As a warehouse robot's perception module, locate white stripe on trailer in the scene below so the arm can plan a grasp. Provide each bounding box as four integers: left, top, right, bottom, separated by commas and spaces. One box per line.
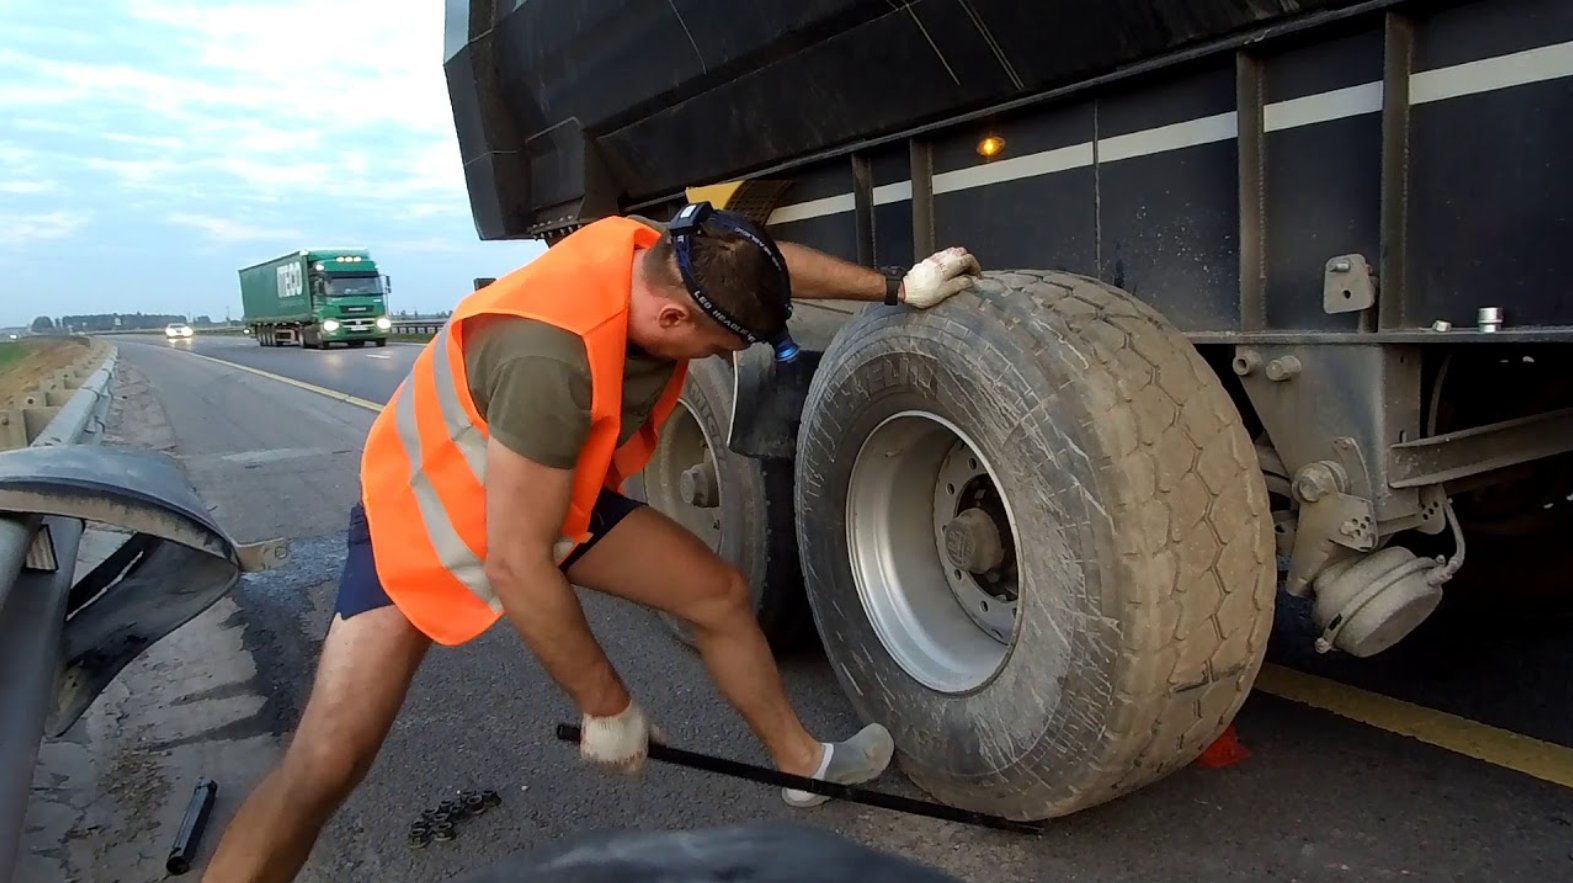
1264, 81, 1383, 132
873, 180, 912, 204
766, 39, 1573, 225
932, 142, 1094, 195
1412, 39, 1573, 105
1098, 111, 1239, 163
768, 193, 854, 225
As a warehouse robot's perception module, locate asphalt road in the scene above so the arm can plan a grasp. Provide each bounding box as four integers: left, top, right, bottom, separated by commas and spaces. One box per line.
159, 332, 423, 406
22, 334, 1573, 882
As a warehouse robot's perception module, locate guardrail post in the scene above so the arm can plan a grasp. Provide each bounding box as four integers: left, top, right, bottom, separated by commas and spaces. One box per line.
0, 514, 80, 880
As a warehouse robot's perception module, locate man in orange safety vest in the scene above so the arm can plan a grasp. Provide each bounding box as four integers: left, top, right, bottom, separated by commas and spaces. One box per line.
201, 202, 981, 883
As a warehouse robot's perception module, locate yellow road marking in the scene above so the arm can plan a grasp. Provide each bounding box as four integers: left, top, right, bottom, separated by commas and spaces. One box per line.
182, 350, 385, 413
178, 347, 1573, 792
1255, 663, 1573, 790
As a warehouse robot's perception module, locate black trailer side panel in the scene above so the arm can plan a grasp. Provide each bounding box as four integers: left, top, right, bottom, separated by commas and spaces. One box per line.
447, 0, 1370, 239
752, 1, 1573, 334
1262, 25, 1386, 333
870, 144, 915, 271
1407, 0, 1573, 329
766, 159, 859, 263
1096, 62, 1241, 331
929, 102, 1099, 278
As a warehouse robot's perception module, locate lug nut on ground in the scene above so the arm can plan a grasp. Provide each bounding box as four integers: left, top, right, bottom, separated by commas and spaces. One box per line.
409, 787, 503, 848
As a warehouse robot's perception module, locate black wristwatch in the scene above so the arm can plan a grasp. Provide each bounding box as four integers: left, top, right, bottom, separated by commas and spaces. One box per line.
881, 267, 904, 306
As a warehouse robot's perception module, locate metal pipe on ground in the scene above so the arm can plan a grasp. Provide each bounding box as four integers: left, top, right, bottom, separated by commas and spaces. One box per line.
0, 514, 82, 882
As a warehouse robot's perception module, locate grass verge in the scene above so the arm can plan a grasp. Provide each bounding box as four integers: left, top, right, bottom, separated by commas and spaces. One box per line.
0, 336, 99, 403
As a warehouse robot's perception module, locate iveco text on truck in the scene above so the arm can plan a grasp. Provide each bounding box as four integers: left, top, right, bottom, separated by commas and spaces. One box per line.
240, 248, 392, 348
443, 0, 1573, 821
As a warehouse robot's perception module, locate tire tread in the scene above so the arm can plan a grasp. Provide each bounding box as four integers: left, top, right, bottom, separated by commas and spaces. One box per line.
796, 269, 1274, 818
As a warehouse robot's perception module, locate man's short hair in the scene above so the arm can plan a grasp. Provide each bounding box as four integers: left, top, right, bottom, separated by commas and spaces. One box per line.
647, 219, 789, 338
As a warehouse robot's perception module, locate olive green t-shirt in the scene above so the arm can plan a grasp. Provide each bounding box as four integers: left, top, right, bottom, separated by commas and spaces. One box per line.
462, 316, 678, 469
460, 215, 677, 469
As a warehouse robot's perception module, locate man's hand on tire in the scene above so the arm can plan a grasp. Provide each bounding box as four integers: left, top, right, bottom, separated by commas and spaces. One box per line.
902, 246, 983, 309
579, 700, 664, 775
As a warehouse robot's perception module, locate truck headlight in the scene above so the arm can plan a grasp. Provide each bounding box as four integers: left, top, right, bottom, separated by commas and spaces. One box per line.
376, 316, 392, 331
322, 319, 341, 332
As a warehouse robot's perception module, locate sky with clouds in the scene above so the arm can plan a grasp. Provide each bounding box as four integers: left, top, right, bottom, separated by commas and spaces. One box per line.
0, 0, 548, 328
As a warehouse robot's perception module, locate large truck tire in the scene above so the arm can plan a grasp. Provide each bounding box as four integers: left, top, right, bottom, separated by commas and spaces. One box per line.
793, 270, 1277, 820
628, 356, 813, 652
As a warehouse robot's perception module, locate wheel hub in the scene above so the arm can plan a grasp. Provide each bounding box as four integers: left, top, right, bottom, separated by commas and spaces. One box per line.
943, 508, 1004, 573
645, 402, 722, 548
680, 462, 719, 508
932, 442, 1018, 642
846, 411, 1022, 693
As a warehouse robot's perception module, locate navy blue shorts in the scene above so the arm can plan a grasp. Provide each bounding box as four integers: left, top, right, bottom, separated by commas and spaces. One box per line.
334, 489, 645, 621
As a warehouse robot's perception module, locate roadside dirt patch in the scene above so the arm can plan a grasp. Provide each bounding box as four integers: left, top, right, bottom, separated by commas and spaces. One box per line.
0, 336, 100, 403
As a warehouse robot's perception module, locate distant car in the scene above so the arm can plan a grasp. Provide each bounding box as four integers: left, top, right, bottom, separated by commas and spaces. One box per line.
164, 323, 194, 339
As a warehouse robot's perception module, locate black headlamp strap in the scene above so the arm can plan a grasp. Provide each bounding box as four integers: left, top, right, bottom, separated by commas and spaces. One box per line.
676, 257, 758, 343
669, 202, 799, 361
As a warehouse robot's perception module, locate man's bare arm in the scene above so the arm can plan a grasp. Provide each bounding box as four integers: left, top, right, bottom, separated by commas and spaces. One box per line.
776, 242, 890, 301
483, 436, 630, 717
776, 241, 982, 307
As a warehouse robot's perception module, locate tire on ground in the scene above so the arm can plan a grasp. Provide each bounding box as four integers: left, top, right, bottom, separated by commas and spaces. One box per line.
628, 355, 812, 651
793, 270, 1277, 820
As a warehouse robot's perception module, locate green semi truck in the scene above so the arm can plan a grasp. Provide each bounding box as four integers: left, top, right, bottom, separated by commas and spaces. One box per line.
239, 248, 392, 349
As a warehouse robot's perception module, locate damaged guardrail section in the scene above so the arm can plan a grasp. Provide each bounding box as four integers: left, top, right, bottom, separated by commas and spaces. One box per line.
0, 340, 287, 881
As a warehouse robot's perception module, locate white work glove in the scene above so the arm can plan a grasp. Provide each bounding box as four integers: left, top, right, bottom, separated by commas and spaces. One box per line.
579, 701, 662, 775
901, 246, 983, 309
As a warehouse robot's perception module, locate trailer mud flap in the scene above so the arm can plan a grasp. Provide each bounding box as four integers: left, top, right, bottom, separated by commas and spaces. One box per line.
726, 346, 822, 461
0, 444, 286, 737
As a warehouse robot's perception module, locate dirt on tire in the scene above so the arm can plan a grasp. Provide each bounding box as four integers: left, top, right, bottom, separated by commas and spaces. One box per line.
793, 269, 1277, 820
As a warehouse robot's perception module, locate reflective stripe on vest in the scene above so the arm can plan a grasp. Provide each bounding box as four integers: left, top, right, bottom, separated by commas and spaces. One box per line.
388, 329, 494, 608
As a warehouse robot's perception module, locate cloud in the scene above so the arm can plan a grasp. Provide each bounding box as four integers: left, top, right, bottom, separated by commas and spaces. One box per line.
168, 213, 304, 243
0, 180, 54, 194
0, 142, 54, 193
0, 210, 90, 243
0, 0, 466, 206
380, 236, 477, 254
0, 0, 550, 324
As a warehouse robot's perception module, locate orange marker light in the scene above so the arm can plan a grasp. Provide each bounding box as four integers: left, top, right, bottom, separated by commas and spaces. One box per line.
976, 135, 1006, 158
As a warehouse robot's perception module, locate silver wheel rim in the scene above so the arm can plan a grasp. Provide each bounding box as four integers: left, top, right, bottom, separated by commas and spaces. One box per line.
846, 410, 1021, 693
644, 400, 722, 550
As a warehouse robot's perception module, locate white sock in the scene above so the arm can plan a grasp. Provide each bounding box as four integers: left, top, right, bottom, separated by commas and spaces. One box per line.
809, 742, 833, 778
784, 743, 834, 802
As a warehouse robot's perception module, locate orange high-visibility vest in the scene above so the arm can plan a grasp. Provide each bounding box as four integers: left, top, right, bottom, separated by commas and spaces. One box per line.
358, 216, 689, 646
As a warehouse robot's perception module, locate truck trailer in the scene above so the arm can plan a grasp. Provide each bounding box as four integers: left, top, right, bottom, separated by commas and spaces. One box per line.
239, 248, 392, 348
442, 0, 1573, 821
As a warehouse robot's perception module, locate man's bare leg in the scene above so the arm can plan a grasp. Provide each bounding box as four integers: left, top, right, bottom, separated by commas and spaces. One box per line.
201, 605, 431, 883
564, 504, 892, 798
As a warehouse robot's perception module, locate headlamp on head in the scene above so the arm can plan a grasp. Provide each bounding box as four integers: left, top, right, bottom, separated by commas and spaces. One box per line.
668, 201, 799, 363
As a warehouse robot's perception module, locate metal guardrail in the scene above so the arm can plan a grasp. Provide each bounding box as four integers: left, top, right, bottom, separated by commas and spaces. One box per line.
390, 319, 447, 336
0, 345, 287, 882
0, 347, 116, 879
